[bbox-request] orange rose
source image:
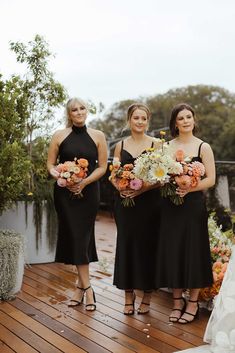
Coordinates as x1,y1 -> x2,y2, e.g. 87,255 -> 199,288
78,158 -> 89,168
123,163 -> 134,171
118,178 -> 129,190
77,169 -> 86,178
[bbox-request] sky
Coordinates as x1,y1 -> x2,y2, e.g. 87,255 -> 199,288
1,0 -> 235,120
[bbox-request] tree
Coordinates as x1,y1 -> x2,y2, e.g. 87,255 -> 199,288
91,85 -> 235,160
9,34 -> 67,191
0,74 -> 31,213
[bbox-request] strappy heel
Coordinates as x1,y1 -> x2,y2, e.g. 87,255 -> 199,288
124,290 -> 136,315
84,285 -> 96,311
137,290 -> 152,315
178,299 -> 199,324
169,297 -> 186,322
68,286 -> 84,307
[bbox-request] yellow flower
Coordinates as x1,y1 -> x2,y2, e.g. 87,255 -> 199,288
154,167 -> 166,178
146,147 -> 155,152
160,130 -> 166,136
27,192 -> 33,196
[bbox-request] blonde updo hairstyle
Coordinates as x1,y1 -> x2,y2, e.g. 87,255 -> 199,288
125,103 -> 151,130
65,97 -> 88,127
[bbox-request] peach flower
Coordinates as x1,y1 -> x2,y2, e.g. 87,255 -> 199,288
175,175 -> 191,190
175,149 -> 185,162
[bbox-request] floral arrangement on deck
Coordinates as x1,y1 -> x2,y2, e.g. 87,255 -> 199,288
55,158 -> 89,197
199,214 -> 234,306
109,158 -> 143,207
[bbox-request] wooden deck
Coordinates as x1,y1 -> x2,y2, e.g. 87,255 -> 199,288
0,211 -> 211,353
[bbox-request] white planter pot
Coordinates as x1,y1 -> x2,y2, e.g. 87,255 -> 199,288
0,201 -> 57,264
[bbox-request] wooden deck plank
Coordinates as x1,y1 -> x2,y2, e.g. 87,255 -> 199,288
22,279 -> 162,353
23,267 -> 197,352
0,212 -> 211,353
0,313 -> 39,353
0,340 -> 15,353
0,308 -> 61,353
0,303 -> 86,353
32,263 -> 206,345
15,291 -> 133,353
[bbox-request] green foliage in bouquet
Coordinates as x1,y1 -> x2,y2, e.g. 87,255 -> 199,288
160,183 -> 184,205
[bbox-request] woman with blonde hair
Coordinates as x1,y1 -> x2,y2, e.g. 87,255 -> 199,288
47,97 -> 107,311
112,102 -> 161,315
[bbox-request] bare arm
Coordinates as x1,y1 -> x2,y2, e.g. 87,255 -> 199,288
47,131 -> 62,179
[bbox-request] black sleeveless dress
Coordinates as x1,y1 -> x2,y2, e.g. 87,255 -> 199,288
113,141 -> 162,290
155,142 -> 213,288
54,125 -> 99,265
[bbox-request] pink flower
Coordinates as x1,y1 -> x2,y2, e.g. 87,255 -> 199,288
57,178 -> 67,187
130,178 -> 143,190
191,161 -> 205,177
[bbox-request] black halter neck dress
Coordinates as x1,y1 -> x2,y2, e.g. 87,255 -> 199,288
54,125 -> 99,265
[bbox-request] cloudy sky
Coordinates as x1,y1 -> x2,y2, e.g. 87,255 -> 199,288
1,0 -> 235,117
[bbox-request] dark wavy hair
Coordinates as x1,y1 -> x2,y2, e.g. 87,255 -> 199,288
169,103 -> 196,137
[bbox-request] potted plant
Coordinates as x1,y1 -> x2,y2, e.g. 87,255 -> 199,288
0,230 -> 24,299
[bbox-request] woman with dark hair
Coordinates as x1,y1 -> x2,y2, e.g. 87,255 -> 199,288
47,97 -> 107,311
112,103 -> 161,315
155,103 -> 215,324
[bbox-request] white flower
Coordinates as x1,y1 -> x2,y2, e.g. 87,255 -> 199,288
61,171 -> 71,179
150,164 -> 168,182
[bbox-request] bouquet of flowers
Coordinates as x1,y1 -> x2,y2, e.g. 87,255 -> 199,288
109,157 -> 143,207
199,214 -> 234,305
133,132 -> 183,195
160,149 -> 206,205
55,157 -> 89,197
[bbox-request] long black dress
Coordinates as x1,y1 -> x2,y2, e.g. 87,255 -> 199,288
155,142 -> 213,289
54,125 -> 99,265
113,140 -> 161,290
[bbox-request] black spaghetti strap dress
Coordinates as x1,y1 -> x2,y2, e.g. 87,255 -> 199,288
54,125 -> 99,265
155,142 -> 213,289
113,140 -> 161,290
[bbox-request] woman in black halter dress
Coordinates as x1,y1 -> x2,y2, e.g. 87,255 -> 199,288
155,103 -> 215,324
112,103 -> 161,315
47,97 -> 107,311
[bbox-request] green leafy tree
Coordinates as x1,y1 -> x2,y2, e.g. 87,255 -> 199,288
9,34 -> 67,191
91,85 -> 235,160
0,74 -> 31,213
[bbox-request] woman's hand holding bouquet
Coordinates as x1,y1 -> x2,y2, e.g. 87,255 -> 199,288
109,157 -> 143,207
54,157 -> 89,198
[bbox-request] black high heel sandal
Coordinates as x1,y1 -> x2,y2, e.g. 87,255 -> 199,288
124,290 -> 136,315
68,286 -> 84,307
137,290 -> 152,315
84,285 -> 96,311
178,299 -> 199,324
169,297 -> 186,322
